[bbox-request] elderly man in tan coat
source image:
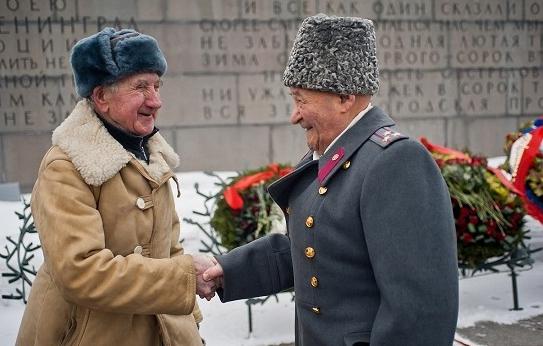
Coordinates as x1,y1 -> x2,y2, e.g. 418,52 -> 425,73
16,28 -> 215,345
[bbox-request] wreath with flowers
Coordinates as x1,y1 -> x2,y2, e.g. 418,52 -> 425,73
208,163 -> 293,251
421,138 -> 530,269
502,117 -> 543,223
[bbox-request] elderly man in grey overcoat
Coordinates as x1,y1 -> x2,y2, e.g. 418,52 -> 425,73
203,14 -> 459,346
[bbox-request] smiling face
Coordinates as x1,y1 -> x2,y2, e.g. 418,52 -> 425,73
289,87 -> 352,155
94,72 -> 163,137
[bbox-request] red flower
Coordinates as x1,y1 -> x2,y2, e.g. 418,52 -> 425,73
494,231 -> 506,241
471,156 -> 487,167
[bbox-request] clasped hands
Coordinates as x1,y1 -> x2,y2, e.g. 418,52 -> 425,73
193,254 -> 224,300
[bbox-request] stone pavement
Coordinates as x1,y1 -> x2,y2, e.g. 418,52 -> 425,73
454,229 -> 543,346
272,315 -> 543,346
456,314 -> 543,346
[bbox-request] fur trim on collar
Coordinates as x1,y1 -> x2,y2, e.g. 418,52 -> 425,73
52,100 -> 179,186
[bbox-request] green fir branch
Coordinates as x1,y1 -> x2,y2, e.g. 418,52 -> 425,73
1,199 -> 41,304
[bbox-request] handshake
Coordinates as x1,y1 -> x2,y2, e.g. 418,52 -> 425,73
193,254 -> 224,300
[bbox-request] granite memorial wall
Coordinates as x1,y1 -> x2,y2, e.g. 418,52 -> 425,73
0,0 -> 542,191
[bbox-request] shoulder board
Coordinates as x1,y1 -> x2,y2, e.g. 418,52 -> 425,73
370,127 -> 408,148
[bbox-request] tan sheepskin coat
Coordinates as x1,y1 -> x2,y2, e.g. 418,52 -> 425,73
16,100 -> 203,346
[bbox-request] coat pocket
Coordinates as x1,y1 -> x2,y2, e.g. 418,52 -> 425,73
61,307 -> 91,346
344,331 -> 370,346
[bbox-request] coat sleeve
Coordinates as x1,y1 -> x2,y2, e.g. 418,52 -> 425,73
169,200 -> 203,323
215,233 -> 294,302
32,158 -> 196,315
360,140 -> 459,346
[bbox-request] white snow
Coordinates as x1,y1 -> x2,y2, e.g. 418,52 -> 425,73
1,171 -> 542,346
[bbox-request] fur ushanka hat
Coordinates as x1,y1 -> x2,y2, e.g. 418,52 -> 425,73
70,27 -> 167,98
283,14 -> 379,95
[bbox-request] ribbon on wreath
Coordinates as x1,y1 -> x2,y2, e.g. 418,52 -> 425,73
420,137 -> 471,162
224,164 -> 293,210
509,124 -> 543,222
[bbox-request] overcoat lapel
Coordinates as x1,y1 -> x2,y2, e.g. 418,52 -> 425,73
268,152 -> 317,209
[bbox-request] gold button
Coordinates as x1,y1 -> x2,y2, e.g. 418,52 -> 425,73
312,307 -> 320,314
305,247 -> 315,259
310,276 -> 319,287
342,160 -> 351,170
332,154 -> 339,161
136,197 -> 145,210
318,186 -> 327,195
305,216 -> 314,228
133,245 -> 143,254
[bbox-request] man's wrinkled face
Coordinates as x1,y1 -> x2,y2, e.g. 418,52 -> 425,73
289,87 -> 345,155
101,72 -> 162,136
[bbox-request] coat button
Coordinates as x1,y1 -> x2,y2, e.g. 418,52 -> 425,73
342,160 -> 351,170
136,197 -> 145,209
305,216 -> 314,228
318,186 -> 327,195
310,276 -> 319,287
134,245 -> 143,254
305,247 -> 315,259
312,307 -> 320,314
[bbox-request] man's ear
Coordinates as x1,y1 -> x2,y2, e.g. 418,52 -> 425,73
338,94 -> 356,112
91,86 -> 109,114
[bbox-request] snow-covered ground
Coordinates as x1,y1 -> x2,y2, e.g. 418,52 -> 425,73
1,172 -> 542,346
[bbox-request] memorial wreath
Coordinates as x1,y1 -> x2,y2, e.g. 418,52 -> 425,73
209,163 -> 293,251
421,138 -> 529,269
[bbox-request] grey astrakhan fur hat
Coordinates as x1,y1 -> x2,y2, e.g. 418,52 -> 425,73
283,14 -> 379,95
70,27 -> 167,98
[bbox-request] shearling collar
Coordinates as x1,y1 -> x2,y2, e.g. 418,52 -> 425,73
52,99 -> 179,186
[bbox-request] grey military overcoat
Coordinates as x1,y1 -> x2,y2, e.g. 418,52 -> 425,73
216,107 -> 459,346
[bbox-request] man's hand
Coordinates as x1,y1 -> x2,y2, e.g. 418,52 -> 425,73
193,254 -> 216,301
203,260 -> 224,289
